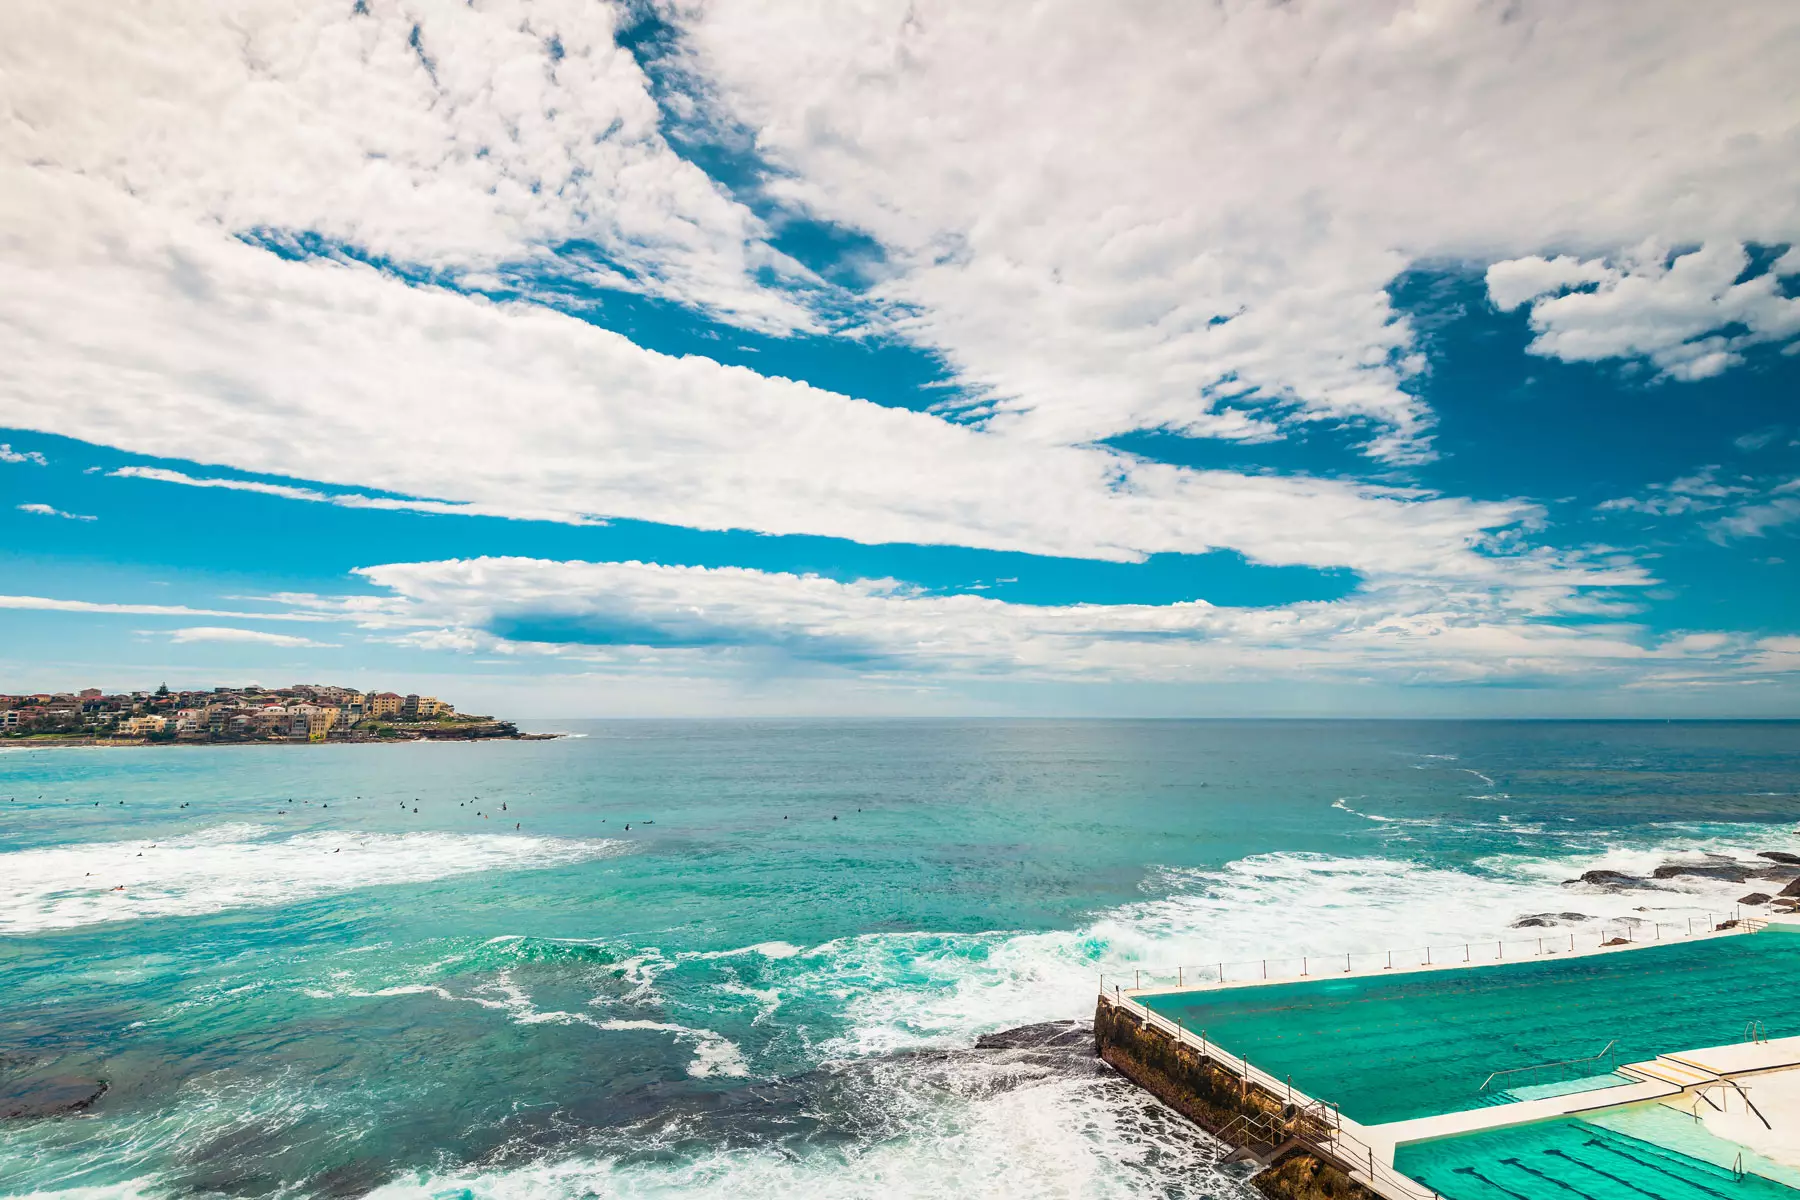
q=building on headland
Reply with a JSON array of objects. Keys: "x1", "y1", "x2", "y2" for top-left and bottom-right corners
[{"x1": 1, "y1": 682, "x2": 510, "y2": 743}]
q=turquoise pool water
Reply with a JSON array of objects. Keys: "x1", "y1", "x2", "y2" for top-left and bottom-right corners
[
  {"x1": 1144, "y1": 929, "x2": 1800, "y2": 1124},
  {"x1": 1395, "y1": 1118, "x2": 1798, "y2": 1200}
]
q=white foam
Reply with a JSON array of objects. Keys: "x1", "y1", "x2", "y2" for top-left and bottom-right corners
[
  {"x1": 593, "y1": 1020, "x2": 750, "y2": 1078},
  {"x1": 770, "y1": 827, "x2": 1800, "y2": 1060},
  {"x1": 0, "y1": 826, "x2": 629, "y2": 934},
  {"x1": 362, "y1": 1068, "x2": 1228, "y2": 1199},
  {"x1": 302, "y1": 963, "x2": 750, "y2": 1080}
]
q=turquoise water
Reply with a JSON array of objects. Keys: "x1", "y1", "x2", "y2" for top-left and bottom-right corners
[
  {"x1": 1396, "y1": 1118, "x2": 1798, "y2": 1200},
  {"x1": 2, "y1": 719, "x2": 1799, "y2": 1197},
  {"x1": 1145, "y1": 930, "x2": 1800, "y2": 1124}
]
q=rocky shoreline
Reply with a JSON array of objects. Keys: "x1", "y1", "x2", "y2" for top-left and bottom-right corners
[{"x1": 1508, "y1": 847, "x2": 1800, "y2": 929}]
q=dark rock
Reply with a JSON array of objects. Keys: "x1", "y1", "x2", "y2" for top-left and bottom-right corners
[
  {"x1": 1572, "y1": 870, "x2": 1643, "y2": 887},
  {"x1": 0, "y1": 1076, "x2": 106, "y2": 1120},
  {"x1": 1718, "y1": 919, "x2": 1740, "y2": 930},
  {"x1": 1650, "y1": 862, "x2": 1755, "y2": 882},
  {"x1": 1511, "y1": 912, "x2": 1592, "y2": 928},
  {"x1": 974, "y1": 1020, "x2": 1091, "y2": 1052},
  {"x1": 1740, "y1": 893, "x2": 1773, "y2": 906},
  {"x1": 1602, "y1": 937, "x2": 1631, "y2": 947},
  {"x1": 1781, "y1": 878, "x2": 1800, "y2": 897},
  {"x1": 1759, "y1": 851, "x2": 1800, "y2": 864}
]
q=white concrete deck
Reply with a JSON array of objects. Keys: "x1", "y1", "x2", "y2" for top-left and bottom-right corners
[
  {"x1": 1358, "y1": 1078, "x2": 1678, "y2": 1159},
  {"x1": 1362, "y1": 1035, "x2": 1800, "y2": 1157},
  {"x1": 1665, "y1": 1033, "x2": 1800, "y2": 1077}
]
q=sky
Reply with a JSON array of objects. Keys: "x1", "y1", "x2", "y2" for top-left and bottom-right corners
[{"x1": 2, "y1": 0, "x2": 1799, "y2": 718}]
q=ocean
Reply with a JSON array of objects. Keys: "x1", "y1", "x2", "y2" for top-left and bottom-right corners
[{"x1": 2, "y1": 719, "x2": 1798, "y2": 1198}]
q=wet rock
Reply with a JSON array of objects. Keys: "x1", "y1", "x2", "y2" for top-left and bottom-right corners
[
  {"x1": 974, "y1": 1021, "x2": 1091, "y2": 1052},
  {"x1": 1602, "y1": 937, "x2": 1632, "y2": 947},
  {"x1": 1759, "y1": 851, "x2": 1800, "y2": 865},
  {"x1": 1780, "y1": 878, "x2": 1800, "y2": 897},
  {"x1": 1511, "y1": 912, "x2": 1592, "y2": 928},
  {"x1": 0, "y1": 1076, "x2": 106, "y2": 1120},
  {"x1": 1650, "y1": 862, "x2": 1756, "y2": 883},
  {"x1": 1571, "y1": 870, "x2": 1643, "y2": 887},
  {"x1": 1740, "y1": 893, "x2": 1773, "y2": 906}
]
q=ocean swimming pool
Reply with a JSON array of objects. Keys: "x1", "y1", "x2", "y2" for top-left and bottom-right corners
[
  {"x1": 1394, "y1": 1116, "x2": 1798, "y2": 1200},
  {"x1": 1143, "y1": 928, "x2": 1800, "y2": 1125}
]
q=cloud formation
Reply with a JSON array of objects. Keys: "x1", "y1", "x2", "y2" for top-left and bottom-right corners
[
  {"x1": 2, "y1": 0, "x2": 814, "y2": 332},
  {"x1": 314, "y1": 555, "x2": 1684, "y2": 688},
  {"x1": 0, "y1": 443, "x2": 47, "y2": 465},
  {"x1": 0, "y1": 167, "x2": 1547, "y2": 581},
  {"x1": 676, "y1": 0, "x2": 1800, "y2": 456},
  {"x1": 166, "y1": 626, "x2": 331, "y2": 648},
  {"x1": 16, "y1": 503, "x2": 95, "y2": 521},
  {"x1": 1489, "y1": 244, "x2": 1800, "y2": 380}
]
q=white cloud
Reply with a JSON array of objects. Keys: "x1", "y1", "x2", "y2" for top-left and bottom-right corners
[
  {"x1": 108, "y1": 466, "x2": 603, "y2": 525},
  {"x1": 166, "y1": 626, "x2": 331, "y2": 647},
  {"x1": 1601, "y1": 469, "x2": 1800, "y2": 541},
  {"x1": 1488, "y1": 243, "x2": 1800, "y2": 379},
  {"x1": 675, "y1": 0, "x2": 1800, "y2": 457},
  {"x1": 1711, "y1": 486, "x2": 1800, "y2": 541},
  {"x1": 16, "y1": 502, "x2": 95, "y2": 521},
  {"x1": 325, "y1": 555, "x2": 1677, "y2": 687},
  {"x1": 0, "y1": 0, "x2": 815, "y2": 332},
  {"x1": 1596, "y1": 467, "x2": 1755, "y2": 517},
  {"x1": 0, "y1": 594, "x2": 333, "y2": 622},
  {"x1": 0, "y1": 443, "x2": 47, "y2": 464},
  {"x1": 0, "y1": 166, "x2": 1561, "y2": 584}
]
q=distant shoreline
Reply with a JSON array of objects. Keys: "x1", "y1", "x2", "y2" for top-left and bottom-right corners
[{"x1": 0, "y1": 732, "x2": 563, "y2": 748}]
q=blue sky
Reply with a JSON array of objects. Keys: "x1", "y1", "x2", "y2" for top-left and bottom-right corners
[{"x1": 3, "y1": 1, "x2": 1800, "y2": 716}]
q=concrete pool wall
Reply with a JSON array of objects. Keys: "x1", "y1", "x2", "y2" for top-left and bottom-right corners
[{"x1": 1097, "y1": 918, "x2": 1800, "y2": 1200}]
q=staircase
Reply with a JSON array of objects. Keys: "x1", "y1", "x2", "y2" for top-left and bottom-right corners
[{"x1": 1620, "y1": 1056, "x2": 1720, "y2": 1089}]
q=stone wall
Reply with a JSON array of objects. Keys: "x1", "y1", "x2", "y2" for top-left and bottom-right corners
[{"x1": 1093, "y1": 996, "x2": 1379, "y2": 1200}]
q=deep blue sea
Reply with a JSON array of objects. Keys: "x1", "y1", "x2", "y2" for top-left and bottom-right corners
[{"x1": 3, "y1": 720, "x2": 1798, "y2": 1198}]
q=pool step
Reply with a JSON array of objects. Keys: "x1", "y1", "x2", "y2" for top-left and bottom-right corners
[{"x1": 1620, "y1": 1057, "x2": 1718, "y2": 1089}]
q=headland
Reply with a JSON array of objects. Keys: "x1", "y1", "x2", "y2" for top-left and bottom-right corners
[{"x1": 0, "y1": 682, "x2": 549, "y2": 745}]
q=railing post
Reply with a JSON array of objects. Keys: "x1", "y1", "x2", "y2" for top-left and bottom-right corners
[
  {"x1": 1345, "y1": 952, "x2": 1351, "y2": 973},
  {"x1": 1178, "y1": 966, "x2": 1183, "y2": 987},
  {"x1": 1302, "y1": 956, "x2": 1308, "y2": 976},
  {"x1": 1464, "y1": 943, "x2": 1469, "y2": 962},
  {"x1": 1262, "y1": 959, "x2": 1267, "y2": 979},
  {"x1": 1135, "y1": 969, "x2": 1141, "y2": 990},
  {"x1": 1386, "y1": 950, "x2": 1392, "y2": 970}
]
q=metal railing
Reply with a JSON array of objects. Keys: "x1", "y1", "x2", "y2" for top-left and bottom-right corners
[
  {"x1": 1478, "y1": 1040, "x2": 1617, "y2": 1093},
  {"x1": 1659, "y1": 1053, "x2": 1773, "y2": 1131},
  {"x1": 1101, "y1": 910, "x2": 1756, "y2": 995}
]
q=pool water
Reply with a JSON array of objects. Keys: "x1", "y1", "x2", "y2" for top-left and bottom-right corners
[
  {"x1": 1396, "y1": 1117, "x2": 1798, "y2": 1200},
  {"x1": 1144, "y1": 929, "x2": 1800, "y2": 1124}
]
